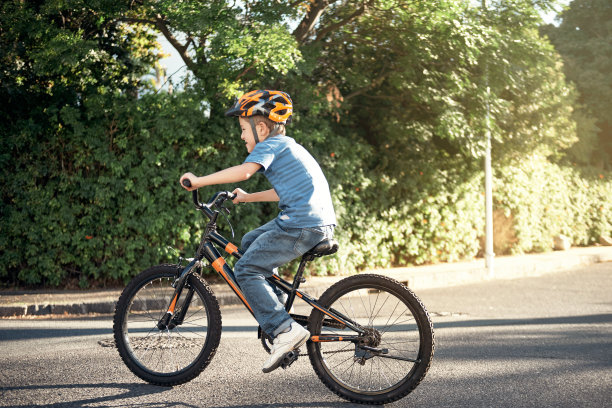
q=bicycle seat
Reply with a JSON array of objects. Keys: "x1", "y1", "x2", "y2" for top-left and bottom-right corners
[{"x1": 306, "y1": 239, "x2": 339, "y2": 257}]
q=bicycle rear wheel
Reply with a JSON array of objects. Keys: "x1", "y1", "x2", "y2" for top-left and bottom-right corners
[
  {"x1": 113, "y1": 265, "x2": 222, "y2": 386},
  {"x1": 307, "y1": 274, "x2": 434, "y2": 405}
]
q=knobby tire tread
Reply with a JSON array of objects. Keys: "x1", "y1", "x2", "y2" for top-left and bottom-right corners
[
  {"x1": 306, "y1": 274, "x2": 434, "y2": 405},
  {"x1": 113, "y1": 264, "x2": 222, "y2": 386}
]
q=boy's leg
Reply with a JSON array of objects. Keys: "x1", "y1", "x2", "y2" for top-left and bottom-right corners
[
  {"x1": 235, "y1": 223, "x2": 334, "y2": 372},
  {"x1": 240, "y1": 220, "x2": 287, "y2": 305},
  {"x1": 234, "y1": 222, "x2": 329, "y2": 337},
  {"x1": 240, "y1": 219, "x2": 277, "y2": 251}
]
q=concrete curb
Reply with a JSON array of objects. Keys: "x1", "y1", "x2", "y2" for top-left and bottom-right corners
[
  {"x1": 378, "y1": 246, "x2": 612, "y2": 290},
  {"x1": 1, "y1": 246, "x2": 610, "y2": 318}
]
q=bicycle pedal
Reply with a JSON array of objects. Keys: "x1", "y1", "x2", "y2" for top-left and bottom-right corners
[{"x1": 280, "y1": 349, "x2": 300, "y2": 369}]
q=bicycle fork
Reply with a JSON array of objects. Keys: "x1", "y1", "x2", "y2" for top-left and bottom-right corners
[{"x1": 157, "y1": 259, "x2": 198, "y2": 331}]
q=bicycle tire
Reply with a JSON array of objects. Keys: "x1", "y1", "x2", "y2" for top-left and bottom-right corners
[
  {"x1": 113, "y1": 264, "x2": 222, "y2": 386},
  {"x1": 306, "y1": 274, "x2": 434, "y2": 405}
]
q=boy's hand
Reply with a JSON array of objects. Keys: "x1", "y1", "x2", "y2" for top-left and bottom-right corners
[
  {"x1": 232, "y1": 188, "x2": 248, "y2": 204},
  {"x1": 180, "y1": 172, "x2": 198, "y2": 191}
]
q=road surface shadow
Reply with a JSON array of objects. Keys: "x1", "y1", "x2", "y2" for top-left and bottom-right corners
[{"x1": 0, "y1": 382, "x2": 184, "y2": 408}]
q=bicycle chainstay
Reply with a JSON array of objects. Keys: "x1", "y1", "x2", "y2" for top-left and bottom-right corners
[
  {"x1": 290, "y1": 314, "x2": 355, "y2": 357},
  {"x1": 290, "y1": 313, "x2": 346, "y2": 330}
]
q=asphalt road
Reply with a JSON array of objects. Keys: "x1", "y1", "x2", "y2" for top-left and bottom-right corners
[{"x1": 1, "y1": 262, "x2": 610, "y2": 407}]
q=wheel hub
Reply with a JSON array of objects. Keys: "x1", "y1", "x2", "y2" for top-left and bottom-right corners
[
  {"x1": 354, "y1": 328, "x2": 383, "y2": 365},
  {"x1": 359, "y1": 327, "x2": 382, "y2": 348}
]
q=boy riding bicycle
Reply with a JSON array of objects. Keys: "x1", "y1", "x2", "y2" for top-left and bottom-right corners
[{"x1": 180, "y1": 90, "x2": 336, "y2": 373}]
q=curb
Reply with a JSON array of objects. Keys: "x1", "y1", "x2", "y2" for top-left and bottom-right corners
[
  {"x1": 379, "y1": 246, "x2": 612, "y2": 290},
  {"x1": 1, "y1": 246, "x2": 610, "y2": 318}
]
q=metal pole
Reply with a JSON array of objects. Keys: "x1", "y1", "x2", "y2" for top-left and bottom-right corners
[
  {"x1": 484, "y1": 89, "x2": 494, "y2": 274},
  {"x1": 482, "y1": 0, "x2": 495, "y2": 274}
]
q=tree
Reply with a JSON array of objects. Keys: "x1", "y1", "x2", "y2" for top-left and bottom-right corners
[
  {"x1": 542, "y1": 0, "x2": 612, "y2": 169},
  {"x1": 2, "y1": 0, "x2": 600, "y2": 287},
  {"x1": 308, "y1": 1, "x2": 576, "y2": 186}
]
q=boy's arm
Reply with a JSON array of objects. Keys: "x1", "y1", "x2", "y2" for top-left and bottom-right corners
[
  {"x1": 232, "y1": 188, "x2": 279, "y2": 204},
  {"x1": 180, "y1": 162, "x2": 262, "y2": 190}
]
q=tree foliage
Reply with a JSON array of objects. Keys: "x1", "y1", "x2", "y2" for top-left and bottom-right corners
[
  {"x1": 1, "y1": 0, "x2": 610, "y2": 287},
  {"x1": 1, "y1": 0, "x2": 161, "y2": 285},
  {"x1": 542, "y1": 0, "x2": 612, "y2": 169}
]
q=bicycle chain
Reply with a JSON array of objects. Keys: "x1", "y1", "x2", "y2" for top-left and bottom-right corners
[
  {"x1": 299, "y1": 348, "x2": 354, "y2": 357},
  {"x1": 284, "y1": 314, "x2": 355, "y2": 357}
]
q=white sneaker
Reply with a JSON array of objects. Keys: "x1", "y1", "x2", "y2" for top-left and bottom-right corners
[{"x1": 262, "y1": 322, "x2": 310, "y2": 373}]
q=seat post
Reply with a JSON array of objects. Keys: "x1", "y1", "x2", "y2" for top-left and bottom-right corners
[{"x1": 285, "y1": 254, "x2": 313, "y2": 312}]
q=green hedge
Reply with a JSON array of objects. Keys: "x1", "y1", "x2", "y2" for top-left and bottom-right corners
[
  {"x1": 1, "y1": 92, "x2": 270, "y2": 286},
  {"x1": 1, "y1": 91, "x2": 610, "y2": 287},
  {"x1": 495, "y1": 156, "x2": 611, "y2": 253}
]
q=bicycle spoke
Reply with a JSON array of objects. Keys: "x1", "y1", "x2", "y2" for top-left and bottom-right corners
[
  {"x1": 174, "y1": 326, "x2": 207, "y2": 339},
  {"x1": 182, "y1": 305, "x2": 206, "y2": 322},
  {"x1": 123, "y1": 275, "x2": 211, "y2": 376},
  {"x1": 310, "y1": 276, "x2": 433, "y2": 401},
  {"x1": 371, "y1": 292, "x2": 391, "y2": 326},
  {"x1": 114, "y1": 267, "x2": 222, "y2": 387}
]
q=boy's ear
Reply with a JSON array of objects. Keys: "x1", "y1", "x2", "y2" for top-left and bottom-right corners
[{"x1": 257, "y1": 121, "x2": 270, "y2": 138}]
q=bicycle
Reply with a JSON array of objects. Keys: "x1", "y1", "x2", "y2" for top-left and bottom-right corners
[{"x1": 113, "y1": 183, "x2": 435, "y2": 405}]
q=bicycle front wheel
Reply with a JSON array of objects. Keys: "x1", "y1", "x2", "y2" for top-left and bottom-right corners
[
  {"x1": 113, "y1": 265, "x2": 222, "y2": 386},
  {"x1": 307, "y1": 274, "x2": 434, "y2": 405}
]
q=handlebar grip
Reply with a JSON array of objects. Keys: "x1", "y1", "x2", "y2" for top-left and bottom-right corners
[{"x1": 182, "y1": 179, "x2": 192, "y2": 188}]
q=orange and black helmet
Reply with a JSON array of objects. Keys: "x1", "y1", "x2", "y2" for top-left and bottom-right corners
[{"x1": 225, "y1": 90, "x2": 293, "y2": 124}]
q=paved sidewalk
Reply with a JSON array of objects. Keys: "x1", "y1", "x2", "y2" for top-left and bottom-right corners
[{"x1": 1, "y1": 246, "x2": 611, "y2": 318}]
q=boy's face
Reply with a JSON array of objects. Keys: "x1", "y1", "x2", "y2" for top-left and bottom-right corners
[{"x1": 239, "y1": 117, "x2": 257, "y2": 153}]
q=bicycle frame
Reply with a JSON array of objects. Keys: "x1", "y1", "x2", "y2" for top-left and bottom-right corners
[{"x1": 158, "y1": 190, "x2": 366, "y2": 342}]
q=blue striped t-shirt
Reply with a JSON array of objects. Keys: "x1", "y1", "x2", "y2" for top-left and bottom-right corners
[{"x1": 244, "y1": 135, "x2": 337, "y2": 228}]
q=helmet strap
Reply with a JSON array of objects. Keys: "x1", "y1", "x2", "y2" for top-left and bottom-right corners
[{"x1": 248, "y1": 118, "x2": 260, "y2": 145}]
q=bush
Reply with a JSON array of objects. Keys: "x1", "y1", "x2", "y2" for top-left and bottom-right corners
[
  {"x1": 2, "y1": 92, "x2": 610, "y2": 287},
  {"x1": 319, "y1": 152, "x2": 611, "y2": 275},
  {"x1": 495, "y1": 155, "x2": 611, "y2": 253},
  {"x1": 1, "y1": 91, "x2": 273, "y2": 286}
]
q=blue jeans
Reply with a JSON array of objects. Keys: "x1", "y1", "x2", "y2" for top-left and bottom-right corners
[{"x1": 234, "y1": 219, "x2": 334, "y2": 337}]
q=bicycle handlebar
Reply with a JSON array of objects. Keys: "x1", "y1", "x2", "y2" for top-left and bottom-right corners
[{"x1": 182, "y1": 179, "x2": 236, "y2": 218}]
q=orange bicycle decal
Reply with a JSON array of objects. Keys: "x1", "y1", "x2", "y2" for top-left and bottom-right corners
[
  {"x1": 225, "y1": 243, "x2": 238, "y2": 254},
  {"x1": 212, "y1": 257, "x2": 226, "y2": 272},
  {"x1": 212, "y1": 257, "x2": 254, "y2": 314},
  {"x1": 168, "y1": 293, "x2": 179, "y2": 314},
  {"x1": 311, "y1": 335, "x2": 344, "y2": 342}
]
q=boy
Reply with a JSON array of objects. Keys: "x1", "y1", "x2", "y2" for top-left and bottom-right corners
[{"x1": 179, "y1": 90, "x2": 336, "y2": 373}]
